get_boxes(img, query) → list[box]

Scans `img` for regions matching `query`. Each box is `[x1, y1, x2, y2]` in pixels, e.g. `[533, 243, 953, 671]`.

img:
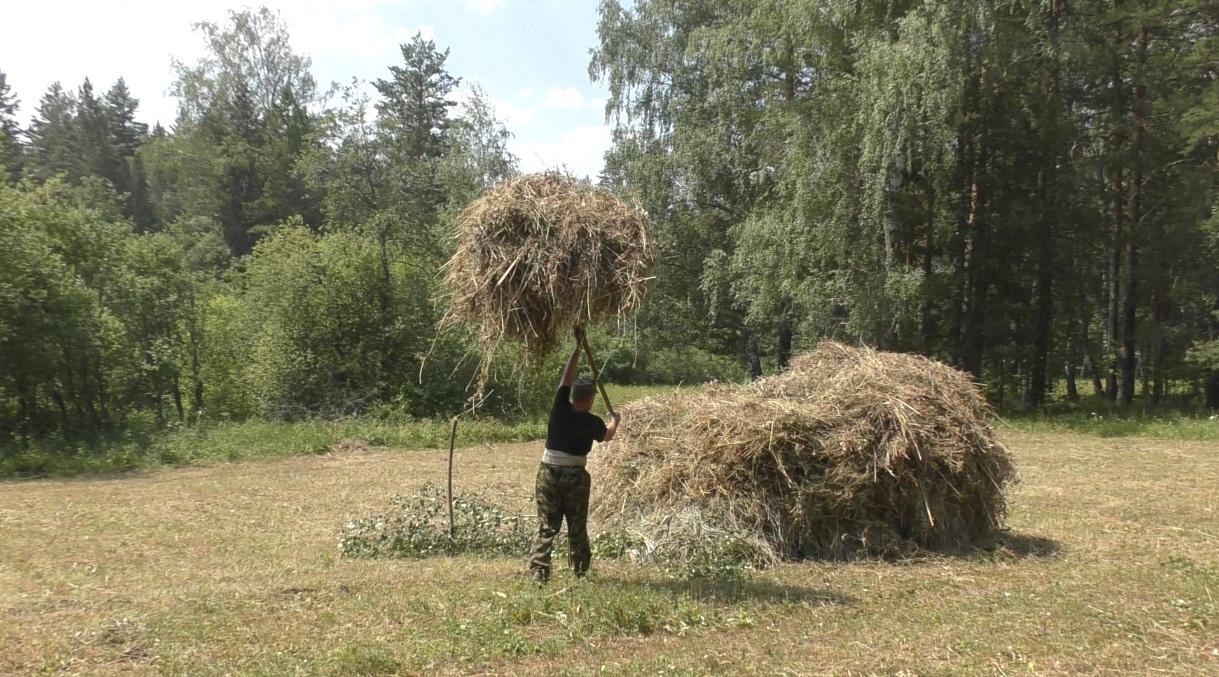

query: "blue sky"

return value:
[1, 0, 614, 178]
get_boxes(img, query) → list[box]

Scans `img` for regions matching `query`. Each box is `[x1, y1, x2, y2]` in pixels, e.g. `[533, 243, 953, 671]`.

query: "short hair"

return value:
[572, 378, 596, 402]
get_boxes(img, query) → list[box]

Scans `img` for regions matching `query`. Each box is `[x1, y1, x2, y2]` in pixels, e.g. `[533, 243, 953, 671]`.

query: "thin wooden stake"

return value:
[578, 331, 615, 415]
[443, 389, 491, 540]
[447, 416, 458, 538]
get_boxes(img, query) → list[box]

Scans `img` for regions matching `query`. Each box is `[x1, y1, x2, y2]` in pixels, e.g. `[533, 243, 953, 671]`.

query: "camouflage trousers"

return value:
[528, 463, 591, 580]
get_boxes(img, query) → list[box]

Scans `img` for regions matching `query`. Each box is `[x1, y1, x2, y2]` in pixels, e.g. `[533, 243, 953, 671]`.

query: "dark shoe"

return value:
[531, 569, 549, 585]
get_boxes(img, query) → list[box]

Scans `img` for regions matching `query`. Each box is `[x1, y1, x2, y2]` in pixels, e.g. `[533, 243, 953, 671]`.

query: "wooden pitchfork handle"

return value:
[577, 331, 615, 415]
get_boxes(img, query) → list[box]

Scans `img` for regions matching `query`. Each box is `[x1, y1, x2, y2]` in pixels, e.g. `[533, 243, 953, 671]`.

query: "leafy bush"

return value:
[339, 483, 532, 559]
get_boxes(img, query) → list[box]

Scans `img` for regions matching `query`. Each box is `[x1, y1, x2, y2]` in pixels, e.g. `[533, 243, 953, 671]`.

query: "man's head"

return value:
[571, 378, 597, 411]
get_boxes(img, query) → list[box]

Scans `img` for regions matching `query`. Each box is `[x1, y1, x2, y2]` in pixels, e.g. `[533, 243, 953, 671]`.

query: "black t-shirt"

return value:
[545, 386, 607, 456]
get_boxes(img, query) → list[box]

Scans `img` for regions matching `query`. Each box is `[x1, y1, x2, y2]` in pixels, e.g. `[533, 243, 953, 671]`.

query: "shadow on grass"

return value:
[611, 573, 857, 607]
[929, 530, 1063, 563]
[988, 530, 1062, 558]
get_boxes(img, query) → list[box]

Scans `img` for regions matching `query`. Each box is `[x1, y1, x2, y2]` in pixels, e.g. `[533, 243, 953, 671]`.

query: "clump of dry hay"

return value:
[443, 172, 654, 385]
[590, 342, 1016, 562]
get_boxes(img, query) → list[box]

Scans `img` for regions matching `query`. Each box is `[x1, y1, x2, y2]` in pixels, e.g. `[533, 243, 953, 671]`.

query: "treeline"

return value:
[4, 3, 1219, 438]
[592, 0, 1219, 409]
[0, 8, 552, 435]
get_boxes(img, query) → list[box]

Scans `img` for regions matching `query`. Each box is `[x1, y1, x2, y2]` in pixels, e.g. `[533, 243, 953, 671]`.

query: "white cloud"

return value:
[289, 7, 433, 61]
[463, 0, 507, 15]
[512, 124, 612, 180]
[487, 95, 537, 127]
[0, 0, 432, 128]
[0, 0, 612, 181]
[540, 87, 607, 114]
[541, 86, 586, 110]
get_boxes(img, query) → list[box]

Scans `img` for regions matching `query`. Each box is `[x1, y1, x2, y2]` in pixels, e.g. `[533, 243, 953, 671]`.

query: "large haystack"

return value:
[443, 173, 654, 386]
[590, 342, 1015, 561]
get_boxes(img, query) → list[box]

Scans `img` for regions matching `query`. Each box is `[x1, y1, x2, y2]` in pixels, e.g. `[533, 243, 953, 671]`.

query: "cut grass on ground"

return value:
[1, 431, 1216, 675]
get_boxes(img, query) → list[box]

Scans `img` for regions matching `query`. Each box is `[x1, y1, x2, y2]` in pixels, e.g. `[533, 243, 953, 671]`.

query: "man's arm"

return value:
[558, 330, 582, 388]
[602, 412, 622, 443]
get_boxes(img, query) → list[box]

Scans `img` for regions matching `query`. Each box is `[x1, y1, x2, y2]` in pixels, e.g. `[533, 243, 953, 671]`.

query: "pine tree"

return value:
[75, 79, 117, 184]
[375, 34, 460, 163]
[373, 32, 461, 240]
[0, 70, 23, 184]
[104, 78, 146, 158]
[168, 7, 319, 255]
[103, 79, 154, 230]
[27, 82, 78, 181]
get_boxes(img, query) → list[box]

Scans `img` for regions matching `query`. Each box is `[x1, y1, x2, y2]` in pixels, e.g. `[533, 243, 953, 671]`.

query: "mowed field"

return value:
[1, 432, 1216, 676]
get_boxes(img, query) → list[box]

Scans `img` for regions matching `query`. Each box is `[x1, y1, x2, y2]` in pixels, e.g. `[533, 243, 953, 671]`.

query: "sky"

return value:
[1, 0, 614, 178]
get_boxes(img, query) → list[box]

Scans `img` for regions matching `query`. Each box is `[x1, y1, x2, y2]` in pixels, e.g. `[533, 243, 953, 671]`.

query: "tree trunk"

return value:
[377, 222, 394, 394]
[960, 149, 989, 379]
[1149, 290, 1165, 408]
[746, 334, 763, 381]
[1078, 306, 1105, 397]
[1064, 310, 1079, 402]
[172, 379, 185, 422]
[188, 294, 205, 421]
[1028, 0, 1064, 409]
[51, 389, 69, 431]
[920, 173, 936, 347]
[1105, 41, 1125, 402]
[950, 138, 969, 365]
[777, 296, 793, 371]
[1119, 24, 1147, 406]
[15, 373, 34, 428]
[1206, 373, 1219, 410]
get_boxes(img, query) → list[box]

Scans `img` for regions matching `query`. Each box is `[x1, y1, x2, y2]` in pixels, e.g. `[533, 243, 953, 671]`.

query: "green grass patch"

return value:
[1003, 407, 1219, 440]
[0, 416, 546, 479]
[0, 382, 684, 480]
[411, 575, 738, 668]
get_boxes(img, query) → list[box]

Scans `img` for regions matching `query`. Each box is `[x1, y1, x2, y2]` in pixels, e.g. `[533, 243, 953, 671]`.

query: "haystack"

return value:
[590, 342, 1016, 561]
[443, 173, 654, 387]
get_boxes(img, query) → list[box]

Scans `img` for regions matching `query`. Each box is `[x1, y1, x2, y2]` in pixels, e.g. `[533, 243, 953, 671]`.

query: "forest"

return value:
[2, 0, 1219, 441]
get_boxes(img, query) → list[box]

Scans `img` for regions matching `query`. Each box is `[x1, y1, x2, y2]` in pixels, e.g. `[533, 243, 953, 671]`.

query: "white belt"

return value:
[541, 448, 587, 467]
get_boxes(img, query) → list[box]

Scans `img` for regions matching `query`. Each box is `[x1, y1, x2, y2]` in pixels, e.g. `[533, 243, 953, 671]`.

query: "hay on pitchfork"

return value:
[442, 172, 655, 390]
[589, 342, 1016, 563]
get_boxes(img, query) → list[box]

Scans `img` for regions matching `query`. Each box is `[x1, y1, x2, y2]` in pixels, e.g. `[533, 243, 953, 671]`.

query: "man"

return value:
[528, 327, 621, 583]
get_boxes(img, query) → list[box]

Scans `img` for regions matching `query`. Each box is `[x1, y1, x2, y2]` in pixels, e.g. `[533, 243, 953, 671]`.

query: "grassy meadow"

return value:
[1, 426, 1217, 675]
[0, 384, 686, 479]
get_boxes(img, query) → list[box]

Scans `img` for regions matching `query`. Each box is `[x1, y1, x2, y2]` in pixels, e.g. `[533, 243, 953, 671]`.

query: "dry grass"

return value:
[1, 432, 1216, 675]
[442, 172, 654, 390]
[593, 342, 1015, 562]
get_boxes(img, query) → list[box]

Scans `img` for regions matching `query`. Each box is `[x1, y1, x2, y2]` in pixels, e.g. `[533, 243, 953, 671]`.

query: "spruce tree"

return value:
[0, 70, 22, 184]
[27, 82, 77, 181]
[104, 79, 153, 229]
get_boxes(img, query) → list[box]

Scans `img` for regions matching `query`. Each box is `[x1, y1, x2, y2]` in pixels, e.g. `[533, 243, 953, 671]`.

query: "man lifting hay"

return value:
[528, 327, 621, 582]
[441, 172, 653, 580]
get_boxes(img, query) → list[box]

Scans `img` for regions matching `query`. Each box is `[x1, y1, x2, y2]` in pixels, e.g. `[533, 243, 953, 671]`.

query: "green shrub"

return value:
[339, 483, 532, 559]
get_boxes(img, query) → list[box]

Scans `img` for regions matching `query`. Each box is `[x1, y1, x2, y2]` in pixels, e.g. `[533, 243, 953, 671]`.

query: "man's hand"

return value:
[604, 410, 622, 443]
